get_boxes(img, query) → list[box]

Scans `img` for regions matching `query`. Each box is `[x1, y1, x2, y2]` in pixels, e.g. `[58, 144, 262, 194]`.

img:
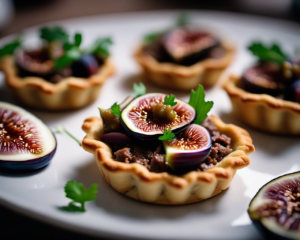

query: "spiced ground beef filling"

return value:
[112, 118, 232, 173]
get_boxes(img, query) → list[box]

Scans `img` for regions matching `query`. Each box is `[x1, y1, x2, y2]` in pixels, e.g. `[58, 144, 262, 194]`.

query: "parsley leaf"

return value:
[89, 37, 113, 58]
[159, 127, 175, 141]
[164, 95, 177, 106]
[111, 102, 121, 117]
[40, 26, 69, 43]
[74, 33, 82, 47]
[0, 39, 22, 59]
[54, 126, 82, 147]
[143, 31, 165, 44]
[188, 85, 213, 125]
[133, 82, 147, 97]
[61, 180, 98, 212]
[248, 42, 288, 64]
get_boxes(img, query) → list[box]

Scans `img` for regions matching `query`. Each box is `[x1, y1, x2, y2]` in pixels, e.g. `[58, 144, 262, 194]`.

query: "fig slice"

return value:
[248, 172, 300, 240]
[120, 93, 196, 140]
[0, 102, 56, 171]
[162, 26, 219, 63]
[163, 124, 211, 172]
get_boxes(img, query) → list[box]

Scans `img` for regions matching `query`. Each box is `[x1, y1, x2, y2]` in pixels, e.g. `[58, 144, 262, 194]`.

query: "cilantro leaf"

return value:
[54, 47, 81, 70]
[89, 37, 113, 58]
[159, 127, 175, 141]
[176, 13, 190, 26]
[40, 26, 69, 43]
[54, 126, 82, 147]
[164, 95, 177, 106]
[248, 42, 288, 64]
[111, 102, 121, 117]
[133, 82, 147, 97]
[74, 33, 82, 47]
[62, 180, 98, 212]
[188, 85, 213, 125]
[0, 39, 22, 59]
[59, 202, 84, 212]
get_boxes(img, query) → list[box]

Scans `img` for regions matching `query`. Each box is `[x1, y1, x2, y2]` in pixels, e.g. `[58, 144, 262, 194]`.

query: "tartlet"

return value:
[0, 55, 115, 111]
[223, 74, 300, 135]
[82, 115, 254, 205]
[135, 41, 235, 90]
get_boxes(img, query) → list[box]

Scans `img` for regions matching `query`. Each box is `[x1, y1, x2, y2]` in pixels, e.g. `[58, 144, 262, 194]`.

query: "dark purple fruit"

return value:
[121, 93, 196, 140]
[71, 54, 99, 78]
[0, 102, 56, 171]
[242, 62, 284, 97]
[162, 26, 219, 64]
[248, 171, 300, 240]
[101, 132, 132, 150]
[163, 124, 211, 172]
[284, 79, 300, 103]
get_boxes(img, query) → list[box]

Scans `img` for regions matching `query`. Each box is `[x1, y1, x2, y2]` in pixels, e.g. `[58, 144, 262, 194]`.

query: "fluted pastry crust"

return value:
[0, 56, 115, 111]
[82, 115, 254, 205]
[134, 42, 235, 90]
[223, 75, 300, 135]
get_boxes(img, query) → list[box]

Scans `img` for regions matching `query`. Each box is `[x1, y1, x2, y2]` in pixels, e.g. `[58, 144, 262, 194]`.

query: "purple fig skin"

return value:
[0, 134, 57, 172]
[101, 132, 132, 149]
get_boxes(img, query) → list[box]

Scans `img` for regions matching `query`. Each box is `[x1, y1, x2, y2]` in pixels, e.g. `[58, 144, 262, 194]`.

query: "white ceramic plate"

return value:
[0, 11, 299, 240]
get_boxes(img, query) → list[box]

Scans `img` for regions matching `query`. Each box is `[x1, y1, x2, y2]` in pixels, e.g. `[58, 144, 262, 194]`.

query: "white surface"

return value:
[0, 11, 300, 240]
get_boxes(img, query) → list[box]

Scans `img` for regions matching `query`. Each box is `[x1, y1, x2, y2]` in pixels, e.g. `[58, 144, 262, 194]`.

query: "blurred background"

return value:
[0, 0, 300, 37]
[0, 0, 300, 239]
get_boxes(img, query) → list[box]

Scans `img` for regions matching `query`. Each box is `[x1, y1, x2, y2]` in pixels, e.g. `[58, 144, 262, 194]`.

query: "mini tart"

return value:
[134, 42, 235, 90]
[82, 115, 254, 205]
[223, 75, 300, 135]
[0, 56, 115, 111]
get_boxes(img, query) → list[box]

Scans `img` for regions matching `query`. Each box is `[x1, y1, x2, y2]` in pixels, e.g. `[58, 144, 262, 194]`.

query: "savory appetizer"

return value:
[223, 42, 300, 135]
[82, 84, 254, 205]
[0, 102, 56, 171]
[0, 26, 115, 111]
[248, 171, 300, 240]
[134, 14, 235, 90]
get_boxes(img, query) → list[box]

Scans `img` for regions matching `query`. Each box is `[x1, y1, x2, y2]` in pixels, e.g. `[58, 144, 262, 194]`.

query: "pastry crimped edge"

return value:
[0, 56, 115, 111]
[134, 42, 235, 90]
[223, 74, 300, 135]
[81, 115, 254, 205]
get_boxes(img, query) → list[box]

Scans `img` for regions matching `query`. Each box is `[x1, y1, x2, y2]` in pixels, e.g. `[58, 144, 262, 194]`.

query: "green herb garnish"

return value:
[133, 82, 147, 97]
[40, 26, 69, 43]
[176, 12, 190, 26]
[248, 42, 288, 64]
[0, 39, 22, 59]
[60, 180, 98, 212]
[188, 85, 213, 125]
[54, 126, 82, 147]
[74, 33, 82, 47]
[159, 127, 175, 141]
[111, 102, 121, 118]
[143, 31, 165, 44]
[89, 37, 113, 58]
[164, 94, 177, 106]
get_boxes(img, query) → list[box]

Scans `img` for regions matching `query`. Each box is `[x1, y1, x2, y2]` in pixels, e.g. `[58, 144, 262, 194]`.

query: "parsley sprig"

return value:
[248, 42, 288, 64]
[0, 39, 22, 59]
[60, 180, 98, 212]
[133, 82, 147, 97]
[54, 126, 82, 147]
[159, 127, 175, 141]
[40, 26, 69, 43]
[189, 85, 213, 125]
[111, 102, 121, 118]
[89, 38, 113, 58]
[164, 95, 177, 107]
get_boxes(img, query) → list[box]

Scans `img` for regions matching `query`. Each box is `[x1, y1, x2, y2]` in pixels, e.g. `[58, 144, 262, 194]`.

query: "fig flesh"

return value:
[242, 62, 284, 97]
[248, 172, 300, 240]
[162, 26, 219, 64]
[163, 124, 211, 172]
[121, 93, 196, 140]
[0, 102, 56, 171]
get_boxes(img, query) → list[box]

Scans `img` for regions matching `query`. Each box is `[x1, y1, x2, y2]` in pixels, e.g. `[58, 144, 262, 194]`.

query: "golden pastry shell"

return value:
[0, 55, 115, 111]
[134, 42, 235, 90]
[223, 74, 300, 135]
[82, 115, 254, 205]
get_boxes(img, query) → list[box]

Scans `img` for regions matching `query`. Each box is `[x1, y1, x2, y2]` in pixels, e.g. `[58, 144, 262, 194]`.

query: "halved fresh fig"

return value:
[242, 62, 284, 97]
[163, 124, 211, 172]
[120, 93, 196, 140]
[248, 172, 300, 240]
[162, 26, 219, 64]
[0, 102, 56, 171]
[101, 132, 132, 151]
[100, 96, 134, 133]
